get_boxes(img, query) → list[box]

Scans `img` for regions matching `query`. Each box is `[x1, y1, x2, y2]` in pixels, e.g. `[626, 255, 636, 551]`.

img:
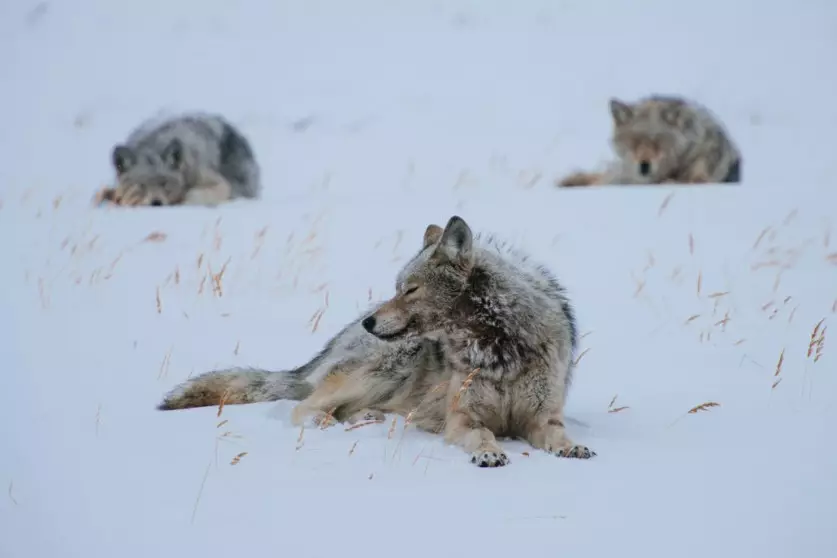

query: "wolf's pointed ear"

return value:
[162, 138, 184, 170]
[112, 145, 135, 174]
[609, 99, 633, 126]
[423, 224, 443, 248]
[434, 215, 474, 265]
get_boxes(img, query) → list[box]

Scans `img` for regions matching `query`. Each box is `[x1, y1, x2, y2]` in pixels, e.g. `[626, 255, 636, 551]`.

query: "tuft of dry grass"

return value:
[807, 319, 826, 359]
[209, 258, 231, 298]
[687, 401, 720, 414]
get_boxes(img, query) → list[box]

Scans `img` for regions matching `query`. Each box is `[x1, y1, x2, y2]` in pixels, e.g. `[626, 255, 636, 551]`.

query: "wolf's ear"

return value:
[423, 224, 443, 249]
[112, 145, 135, 174]
[433, 215, 473, 265]
[162, 139, 184, 170]
[609, 99, 633, 126]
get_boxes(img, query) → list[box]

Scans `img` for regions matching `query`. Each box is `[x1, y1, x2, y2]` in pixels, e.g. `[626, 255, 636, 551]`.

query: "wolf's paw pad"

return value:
[349, 410, 385, 424]
[470, 450, 510, 468]
[555, 445, 596, 459]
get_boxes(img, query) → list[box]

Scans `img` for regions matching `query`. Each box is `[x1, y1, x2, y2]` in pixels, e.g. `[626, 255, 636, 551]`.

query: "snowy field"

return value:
[2, 0, 837, 556]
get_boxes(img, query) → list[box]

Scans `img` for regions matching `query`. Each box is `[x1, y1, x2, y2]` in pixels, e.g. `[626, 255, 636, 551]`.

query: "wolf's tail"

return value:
[157, 367, 313, 411]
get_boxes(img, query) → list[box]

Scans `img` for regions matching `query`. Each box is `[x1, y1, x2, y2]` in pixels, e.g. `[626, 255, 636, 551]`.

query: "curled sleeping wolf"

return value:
[559, 94, 741, 187]
[159, 215, 594, 467]
[96, 112, 261, 207]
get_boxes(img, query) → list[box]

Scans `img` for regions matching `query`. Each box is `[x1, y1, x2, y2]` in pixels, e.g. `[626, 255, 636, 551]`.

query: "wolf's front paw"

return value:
[470, 449, 510, 468]
[554, 445, 596, 459]
[347, 409, 385, 425]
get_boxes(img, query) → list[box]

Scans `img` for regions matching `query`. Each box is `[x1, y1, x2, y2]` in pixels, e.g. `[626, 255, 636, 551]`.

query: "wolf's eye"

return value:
[403, 285, 419, 296]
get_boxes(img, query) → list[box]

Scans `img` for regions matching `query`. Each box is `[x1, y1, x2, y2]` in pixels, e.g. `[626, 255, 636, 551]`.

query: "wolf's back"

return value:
[157, 367, 312, 411]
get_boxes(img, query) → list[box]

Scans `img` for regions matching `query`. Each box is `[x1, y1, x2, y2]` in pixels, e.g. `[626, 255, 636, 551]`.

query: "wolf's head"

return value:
[111, 139, 188, 205]
[362, 216, 475, 341]
[608, 97, 694, 183]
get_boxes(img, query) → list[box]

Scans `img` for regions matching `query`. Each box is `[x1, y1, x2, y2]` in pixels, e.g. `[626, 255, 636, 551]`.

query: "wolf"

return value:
[158, 216, 594, 467]
[96, 112, 261, 207]
[558, 94, 741, 187]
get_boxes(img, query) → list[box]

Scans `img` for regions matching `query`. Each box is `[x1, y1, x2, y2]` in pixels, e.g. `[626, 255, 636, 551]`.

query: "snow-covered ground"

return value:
[2, 1, 836, 556]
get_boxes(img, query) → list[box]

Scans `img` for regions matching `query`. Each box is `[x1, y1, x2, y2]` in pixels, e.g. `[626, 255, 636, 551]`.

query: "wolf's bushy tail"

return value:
[157, 367, 313, 411]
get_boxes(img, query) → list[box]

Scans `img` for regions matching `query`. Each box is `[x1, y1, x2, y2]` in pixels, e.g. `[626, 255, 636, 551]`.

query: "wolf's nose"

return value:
[638, 161, 651, 176]
[361, 316, 376, 332]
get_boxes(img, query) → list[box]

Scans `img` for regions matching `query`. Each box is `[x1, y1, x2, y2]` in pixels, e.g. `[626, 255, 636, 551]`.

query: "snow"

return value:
[2, 0, 837, 556]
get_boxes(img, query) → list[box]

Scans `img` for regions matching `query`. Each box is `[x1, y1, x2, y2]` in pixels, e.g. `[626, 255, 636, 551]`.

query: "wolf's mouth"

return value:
[370, 317, 419, 342]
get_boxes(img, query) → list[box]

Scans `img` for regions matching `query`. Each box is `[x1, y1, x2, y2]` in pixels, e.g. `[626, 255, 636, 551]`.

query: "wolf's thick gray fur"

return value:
[159, 216, 591, 467]
[107, 112, 260, 206]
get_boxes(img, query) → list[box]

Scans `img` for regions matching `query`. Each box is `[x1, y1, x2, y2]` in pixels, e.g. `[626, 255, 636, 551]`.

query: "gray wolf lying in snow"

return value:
[96, 112, 260, 206]
[159, 216, 594, 467]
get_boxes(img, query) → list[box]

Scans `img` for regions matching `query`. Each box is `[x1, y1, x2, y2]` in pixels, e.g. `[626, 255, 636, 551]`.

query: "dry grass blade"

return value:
[8, 481, 17, 506]
[687, 402, 720, 414]
[608, 406, 630, 413]
[753, 226, 771, 250]
[733, 339, 746, 346]
[658, 192, 675, 216]
[191, 461, 212, 524]
[386, 415, 398, 439]
[348, 441, 358, 457]
[450, 368, 481, 411]
[826, 253, 837, 265]
[684, 314, 701, 325]
[607, 394, 618, 410]
[230, 452, 248, 466]
[295, 425, 305, 451]
[344, 419, 384, 432]
[572, 347, 591, 367]
[708, 291, 729, 299]
[217, 388, 231, 417]
[772, 377, 782, 390]
[234, 341, 240, 356]
[689, 233, 695, 255]
[144, 231, 167, 243]
[774, 348, 785, 377]
[216, 419, 228, 429]
[696, 271, 702, 296]
[155, 287, 162, 314]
